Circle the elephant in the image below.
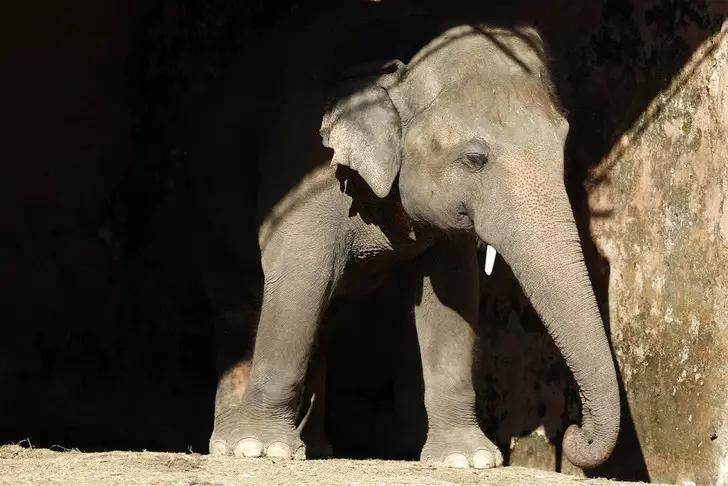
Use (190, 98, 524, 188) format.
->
(181, 7, 619, 470)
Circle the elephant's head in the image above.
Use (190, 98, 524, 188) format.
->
(320, 24, 619, 468)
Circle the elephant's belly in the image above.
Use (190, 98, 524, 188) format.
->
(335, 258, 398, 298)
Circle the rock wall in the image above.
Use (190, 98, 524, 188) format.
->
(589, 20, 728, 486)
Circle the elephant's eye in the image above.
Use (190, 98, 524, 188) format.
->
(461, 152, 488, 172)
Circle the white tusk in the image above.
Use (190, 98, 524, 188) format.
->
(485, 244, 497, 276)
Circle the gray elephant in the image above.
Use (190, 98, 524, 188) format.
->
(183, 10, 619, 470)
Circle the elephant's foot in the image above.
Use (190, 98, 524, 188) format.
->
(209, 413, 305, 459)
(208, 364, 330, 459)
(420, 426, 503, 469)
(211, 409, 331, 459)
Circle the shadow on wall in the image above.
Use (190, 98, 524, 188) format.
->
(0, 0, 725, 482)
(0, 0, 302, 452)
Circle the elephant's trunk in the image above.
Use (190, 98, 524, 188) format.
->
(475, 194, 619, 469)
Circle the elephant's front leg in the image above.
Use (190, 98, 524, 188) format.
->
(415, 236, 503, 469)
(209, 234, 337, 459)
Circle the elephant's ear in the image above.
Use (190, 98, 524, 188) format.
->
(320, 61, 405, 199)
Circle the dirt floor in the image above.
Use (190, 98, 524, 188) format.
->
(0, 445, 668, 486)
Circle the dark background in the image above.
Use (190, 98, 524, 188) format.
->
(0, 0, 725, 482)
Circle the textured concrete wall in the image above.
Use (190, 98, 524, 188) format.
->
(589, 21, 728, 485)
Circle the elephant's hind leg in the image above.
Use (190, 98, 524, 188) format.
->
(413, 236, 503, 469)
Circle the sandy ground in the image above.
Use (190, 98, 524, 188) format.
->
(0, 445, 666, 485)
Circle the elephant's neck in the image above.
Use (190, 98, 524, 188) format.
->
(342, 177, 439, 265)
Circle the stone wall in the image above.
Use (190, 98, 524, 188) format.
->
(589, 20, 728, 485)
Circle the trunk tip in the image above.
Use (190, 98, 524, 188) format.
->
(562, 424, 618, 469)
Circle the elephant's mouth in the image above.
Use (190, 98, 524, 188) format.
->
(459, 206, 496, 275)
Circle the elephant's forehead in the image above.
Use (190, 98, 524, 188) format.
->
(407, 75, 561, 148)
(407, 25, 547, 83)
(401, 27, 561, 127)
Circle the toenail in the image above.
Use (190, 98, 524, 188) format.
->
(235, 438, 263, 457)
(293, 445, 307, 461)
(209, 440, 228, 456)
(266, 442, 293, 459)
(472, 449, 496, 469)
(443, 453, 470, 468)
(495, 449, 504, 467)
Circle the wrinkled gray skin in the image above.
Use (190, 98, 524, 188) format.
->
(188, 22, 619, 469)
